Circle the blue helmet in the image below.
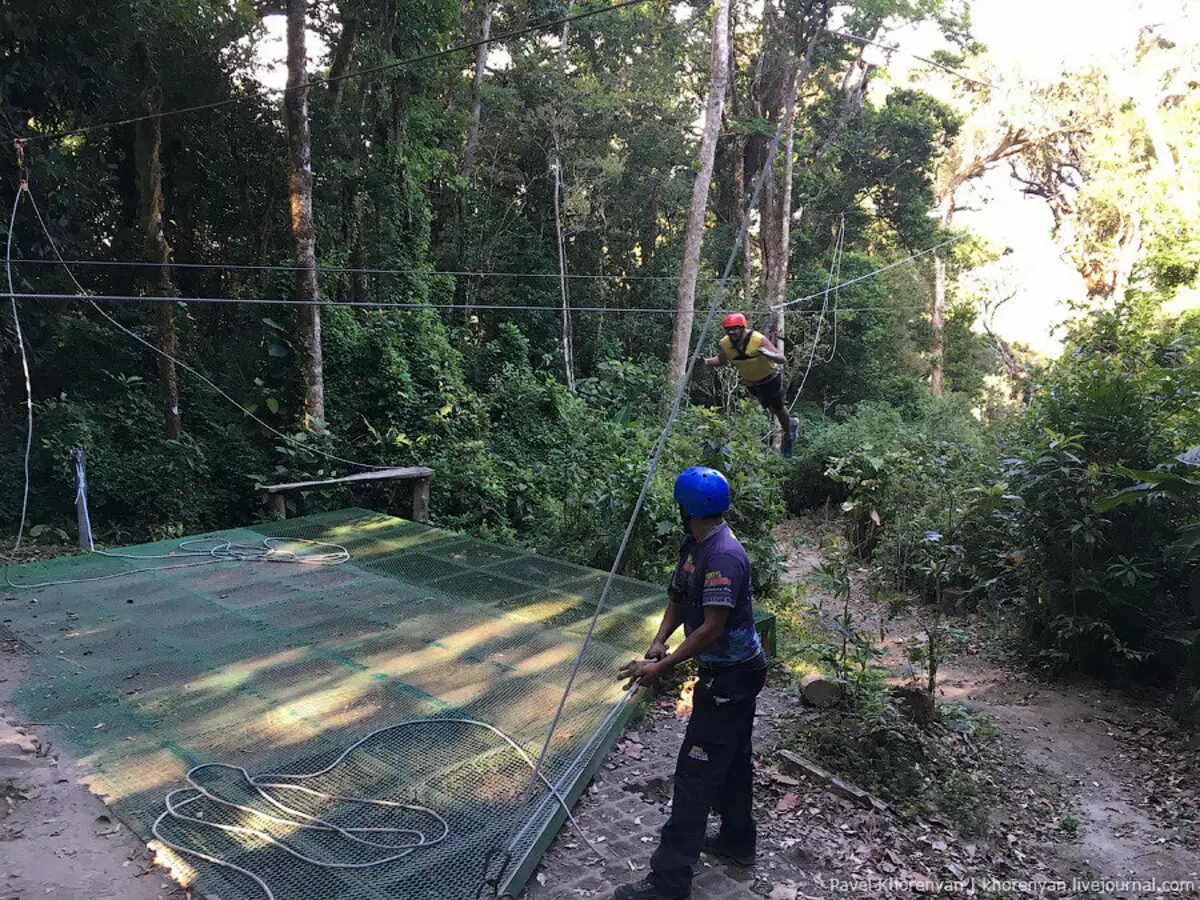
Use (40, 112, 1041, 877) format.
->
(673, 466, 731, 518)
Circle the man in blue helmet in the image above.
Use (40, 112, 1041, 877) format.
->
(612, 466, 768, 900)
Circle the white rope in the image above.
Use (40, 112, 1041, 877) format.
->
(152, 717, 605, 900)
(770, 235, 964, 311)
(789, 217, 845, 412)
(4, 537, 351, 589)
(4, 184, 34, 583)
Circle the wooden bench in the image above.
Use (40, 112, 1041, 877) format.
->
(261, 466, 434, 522)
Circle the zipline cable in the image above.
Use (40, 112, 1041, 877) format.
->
(771, 235, 963, 311)
(7, 256, 839, 284)
(19, 184, 392, 473)
(0, 289, 957, 317)
(18, 0, 658, 145)
(829, 30, 993, 89)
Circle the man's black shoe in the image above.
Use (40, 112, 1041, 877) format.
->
(611, 876, 690, 900)
(701, 834, 756, 866)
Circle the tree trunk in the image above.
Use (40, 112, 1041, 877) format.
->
(766, 108, 796, 346)
(735, 135, 753, 306)
(930, 199, 954, 397)
(552, 150, 576, 392)
(284, 0, 324, 429)
(728, 4, 753, 309)
(328, 14, 358, 113)
(461, 0, 495, 182)
(668, 0, 731, 390)
(931, 252, 947, 397)
(757, 13, 822, 341)
(558, 0, 577, 60)
(134, 44, 181, 441)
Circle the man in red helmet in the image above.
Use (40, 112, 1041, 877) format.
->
(700, 313, 797, 457)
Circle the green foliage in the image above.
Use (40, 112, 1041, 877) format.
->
(31, 375, 237, 538)
(820, 303, 1200, 719)
(783, 397, 984, 515)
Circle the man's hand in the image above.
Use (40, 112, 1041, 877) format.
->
(645, 640, 668, 661)
(618, 658, 664, 690)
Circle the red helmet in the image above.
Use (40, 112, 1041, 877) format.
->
(722, 313, 747, 329)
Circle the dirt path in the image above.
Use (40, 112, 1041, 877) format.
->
(775, 517, 1200, 896)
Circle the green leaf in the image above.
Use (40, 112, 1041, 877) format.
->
(266, 397, 280, 414)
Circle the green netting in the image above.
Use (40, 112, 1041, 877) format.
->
(1, 508, 657, 900)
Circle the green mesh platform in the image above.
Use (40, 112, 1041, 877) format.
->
(1, 509, 667, 899)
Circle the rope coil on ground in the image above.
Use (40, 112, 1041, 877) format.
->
(152, 718, 605, 900)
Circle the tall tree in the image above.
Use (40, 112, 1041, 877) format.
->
(931, 119, 1031, 395)
(461, 0, 496, 183)
(133, 42, 181, 440)
(1012, 27, 1200, 307)
(283, 0, 324, 428)
(668, 0, 731, 390)
(756, 0, 826, 337)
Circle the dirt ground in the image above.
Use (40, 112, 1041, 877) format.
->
(773, 518, 1200, 894)
(2, 521, 1199, 899)
(0, 632, 183, 899)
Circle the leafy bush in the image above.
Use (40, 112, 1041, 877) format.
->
(827, 305, 1200, 712)
(783, 397, 983, 514)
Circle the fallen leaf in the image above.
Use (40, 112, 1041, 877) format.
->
(769, 885, 797, 900)
(776, 793, 798, 812)
(908, 871, 934, 893)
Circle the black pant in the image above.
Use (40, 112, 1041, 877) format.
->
(649, 652, 768, 896)
(746, 372, 784, 410)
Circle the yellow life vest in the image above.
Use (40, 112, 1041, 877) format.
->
(719, 331, 778, 383)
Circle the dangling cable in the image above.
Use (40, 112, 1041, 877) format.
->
(825, 213, 846, 364)
(788, 215, 844, 412)
(19, 183, 391, 473)
(4, 145, 33, 582)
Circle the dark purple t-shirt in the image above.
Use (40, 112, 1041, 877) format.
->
(669, 521, 761, 664)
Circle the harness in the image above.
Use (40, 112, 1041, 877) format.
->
(719, 330, 778, 383)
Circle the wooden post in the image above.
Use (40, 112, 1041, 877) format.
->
(269, 494, 287, 520)
(412, 476, 430, 523)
